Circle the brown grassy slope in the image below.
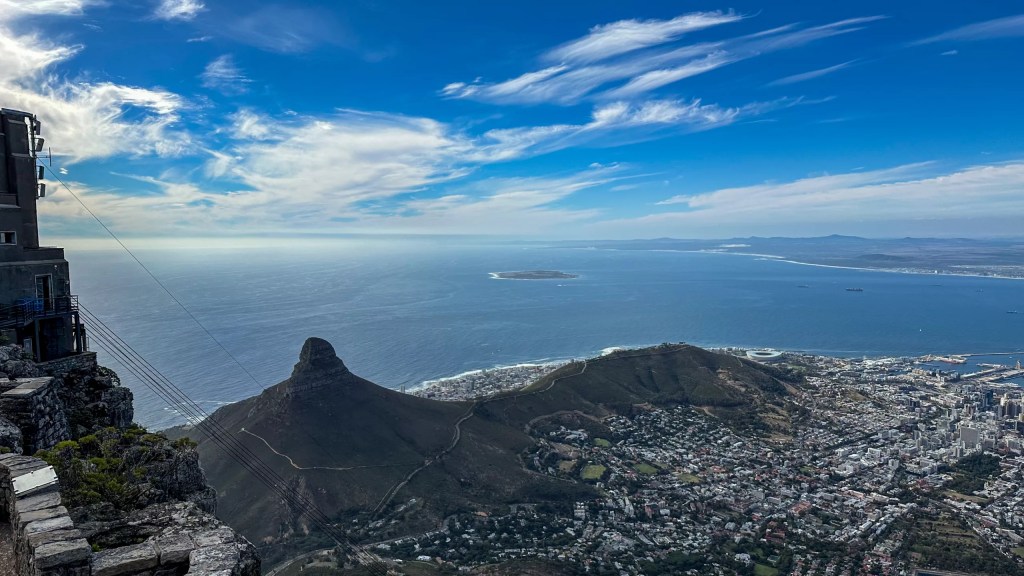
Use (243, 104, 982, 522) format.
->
(186, 340, 795, 549)
(475, 344, 794, 431)
(186, 339, 593, 545)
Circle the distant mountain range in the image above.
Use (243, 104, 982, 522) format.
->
(175, 338, 798, 561)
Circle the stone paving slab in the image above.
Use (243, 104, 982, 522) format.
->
(15, 491, 62, 513)
(92, 541, 159, 576)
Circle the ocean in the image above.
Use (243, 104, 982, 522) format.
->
(65, 239, 1024, 429)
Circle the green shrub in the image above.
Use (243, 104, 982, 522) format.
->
(173, 437, 198, 449)
(34, 425, 177, 511)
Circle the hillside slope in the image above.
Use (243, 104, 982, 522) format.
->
(187, 338, 592, 555)
(186, 339, 796, 559)
(477, 344, 795, 434)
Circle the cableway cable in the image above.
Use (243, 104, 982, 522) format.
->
(77, 304, 393, 574)
(42, 165, 396, 574)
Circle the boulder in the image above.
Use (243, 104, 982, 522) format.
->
(1, 360, 40, 379)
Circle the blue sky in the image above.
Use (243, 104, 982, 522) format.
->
(3, 0, 1023, 240)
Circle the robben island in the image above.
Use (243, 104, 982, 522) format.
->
(3, 111, 1024, 576)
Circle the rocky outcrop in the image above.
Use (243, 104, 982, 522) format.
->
(55, 365, 133, 438)
(0, 344, 42, 380)
(0, 416, 21, 454)
(85, 502, 259, 575)
(1, 453, 259, 576)
(286, 337, 353, 398)
(0, 344, 260, 574)
(141, 443, 217, 514)
(0, 346, 133, 455)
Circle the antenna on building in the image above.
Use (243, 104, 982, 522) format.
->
(34, 137, 45, 152)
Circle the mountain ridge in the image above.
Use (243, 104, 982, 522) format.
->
(182, 339, 798, 563)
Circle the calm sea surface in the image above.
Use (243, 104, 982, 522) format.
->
(65, 240, 1024, 429)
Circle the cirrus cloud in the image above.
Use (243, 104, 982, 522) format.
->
(153, 0, 205, 21)
(589, 161, 1024, 238)
(442, 14, 884, 106)
(0, 3, 190, 162)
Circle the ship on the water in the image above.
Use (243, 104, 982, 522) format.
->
(846, 287, 864, 292)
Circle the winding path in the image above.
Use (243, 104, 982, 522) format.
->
(372, 358, 592, 515)
(240, 428, 416, 472)
(372, 345, 729, 514)
(257, 345, 690, 518)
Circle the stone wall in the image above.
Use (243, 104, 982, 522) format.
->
(0, 454, 260, 576)
(0, 378, 70, 455)
(0, 453, 91, 576)
(37, 354, 98, 379)
(0, 347, 134, 446)
(0, 347, 260, 575)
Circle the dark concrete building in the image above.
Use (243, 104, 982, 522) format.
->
(0, 109, 86, 361)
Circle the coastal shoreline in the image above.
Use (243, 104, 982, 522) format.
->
(158, 343, 1022, 430)
(768, 256, 1024, 281)
(407, 343, 1024, 400)
(701, 249, 1024, 281)
(584, 246, 1024, 281)
(488, 271, 580, 280)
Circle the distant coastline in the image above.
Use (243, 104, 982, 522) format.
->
(576, 236, 1024, 281)
(763, 255, 1024, 281)
(600, 247, 1024, 281)
(490, 270, 579, 280)
(700, 248, 1024, 280)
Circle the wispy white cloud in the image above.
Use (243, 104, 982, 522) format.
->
(767, 60, 855, 86)
(443, 14, 883, 106)
(0, 3, 189, 161)
(602, 51, 738, 99)
(477, 97, 802, 159)
(347, 171, 610, 235)
(656, 162, 934, 206)
(39, 111, 620, 236)
(915, 14, 1024, 44)
(40, 167, 614, 237)
(589, 161, 1024, 237)
(7, 2, 794, 236)
(222, 5, 347, 54)
(0, 0, 96, 18)
(544, 11, 743, 64)
(200, 55, 251, 95)
(227, 108, 273, 141)
(153, 0, 204, 22)
(205, 110, 473, 217)
(941, 49, 958, 56)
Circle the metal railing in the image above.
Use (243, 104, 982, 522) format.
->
(0, 295, 78, 328)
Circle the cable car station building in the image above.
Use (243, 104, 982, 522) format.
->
(0, 108, 86, 361)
